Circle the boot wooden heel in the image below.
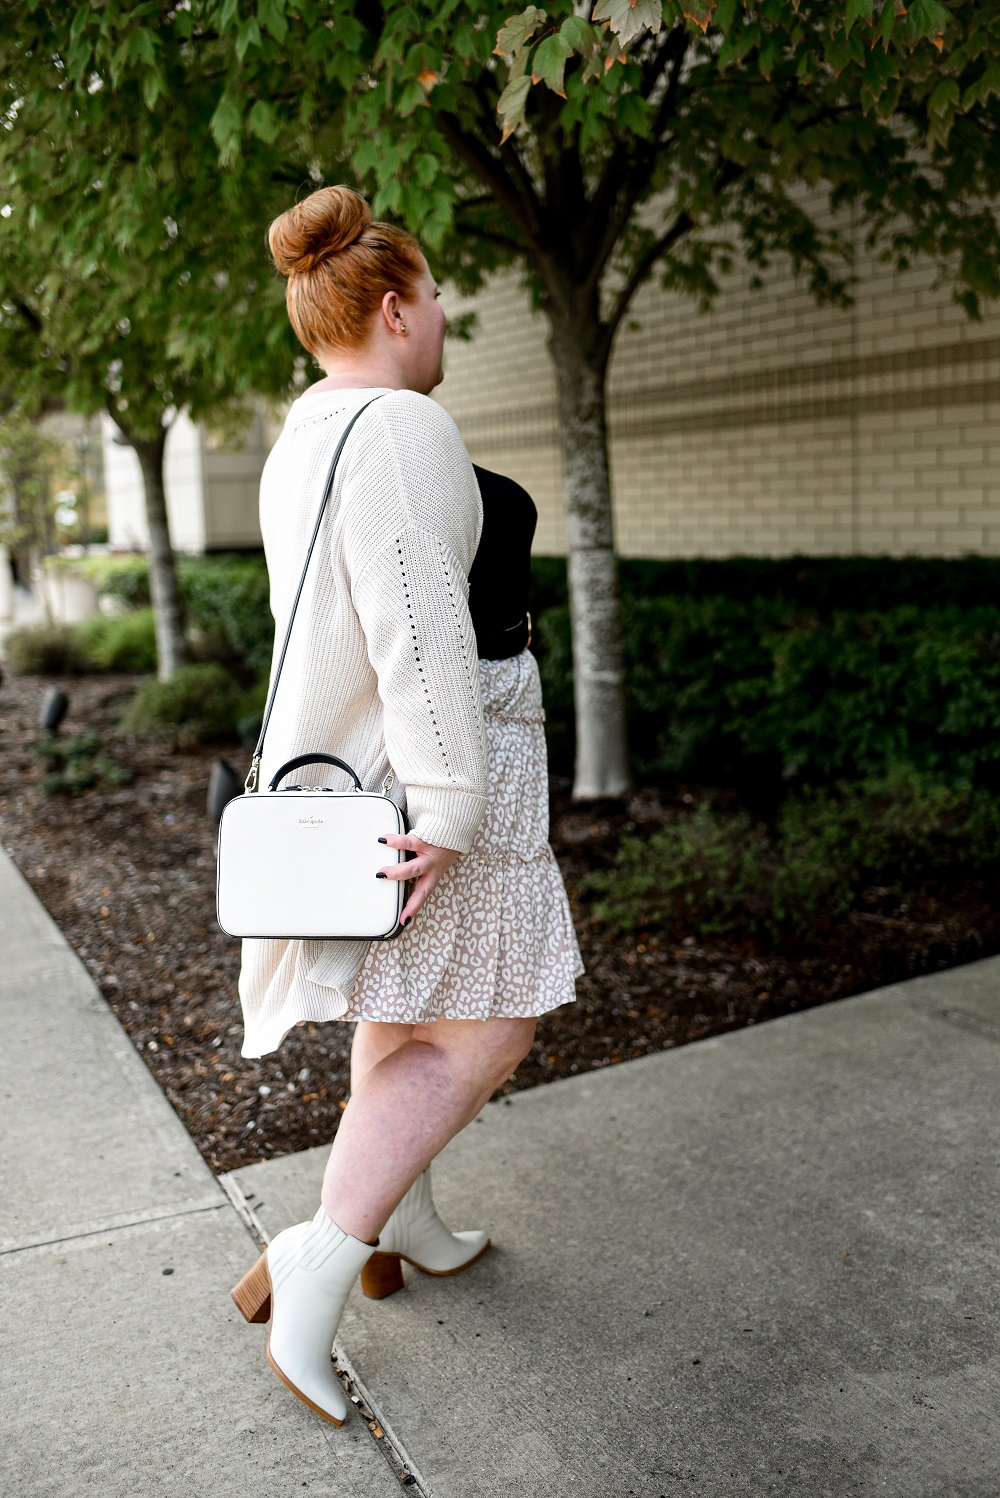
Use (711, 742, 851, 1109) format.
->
(360, 1251, 405, 1300)
(231, 1249, 272, 1323)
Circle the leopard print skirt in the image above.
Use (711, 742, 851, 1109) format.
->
(341, 647, 585, 1023)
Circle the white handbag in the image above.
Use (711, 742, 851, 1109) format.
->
(216, 395, 410, 941)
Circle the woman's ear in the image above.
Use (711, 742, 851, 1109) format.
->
(381, 289, 403, 333)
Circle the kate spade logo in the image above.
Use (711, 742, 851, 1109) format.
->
(299, 815, 323, 826)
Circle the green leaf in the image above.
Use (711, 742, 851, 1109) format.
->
(209, 93, 242, 155)
(591, 0, 663, 48)
(906, 0, 952, 43)
(876, 0, 898, 47)
(235, 16, 261, 62)
(451, 23, 479, 61)
(128, 28, 157, 67)
(929, 76, 959, 116)
(142, 70, 165, 111)
(258, 0, 289, 43)
(352, 139, 381, 177)
(615, 91, 650, 135)
(927, 74, 958, 139)
(396, 80, 427, 116)
(372, 178, 402, 217)
(560, 14, 598, 53)
(246, 99, 279, 143)
(497, 72, 531, 142)
(759, 35, 780, 78)
(714, 0, 738, 32)
(845, 0, 874, 35)
(796, 46, 818, 79)
(414, 151, 441, 188)
(680, 0, 714, 30)
(532, 32, 574, 95)
(962, 61, 1000, 112)
(730, 20, 762, 62)
(494, 6, 546, 57)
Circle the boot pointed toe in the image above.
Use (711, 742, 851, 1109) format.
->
(231, 1208, 374, 1427)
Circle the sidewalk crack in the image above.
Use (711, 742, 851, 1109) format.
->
(0, 1198, 228, 1257)
(219, 1171, 432, 1496)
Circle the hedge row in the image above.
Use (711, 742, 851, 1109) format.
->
(15, 553, 1000, 793)
(531, 560, 1000, 793)
(70, 552, 273, 680)
(10, 554, 272, 682)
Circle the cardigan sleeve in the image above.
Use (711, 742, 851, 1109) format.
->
(342, 394, 489, 854)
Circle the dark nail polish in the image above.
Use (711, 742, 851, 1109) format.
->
(402, 915, 410, 926)
(375, 871, 387, 879)
(377, 836, 387, 844)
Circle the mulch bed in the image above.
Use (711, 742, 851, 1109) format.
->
(2, 670, 996, 1175)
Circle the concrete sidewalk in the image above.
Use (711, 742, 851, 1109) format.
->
(229, 958, 1000, 1497)
(0, 850, 409, 1498)
(3, 842, 1000, 1497)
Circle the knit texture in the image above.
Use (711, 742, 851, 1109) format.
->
(237, 386, 490, 1059)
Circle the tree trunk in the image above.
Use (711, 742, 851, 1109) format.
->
(132, 431, 189, 680)
(546, 312, 633, 801)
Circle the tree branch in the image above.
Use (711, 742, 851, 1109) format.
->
(597, 73, 855, 346)
(453, 192, 501, 212)
(451, 223, 526, 254)
(7, 296, 44, 336)
(585, 28, 689, 290)
(600, 209, 694, 354)
(468, 72, 547, 232)
(433, 109, 543, 247)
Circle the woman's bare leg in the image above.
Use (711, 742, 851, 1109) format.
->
(350, 1019, 414, 1093)
(322, 1015, 536, 1243)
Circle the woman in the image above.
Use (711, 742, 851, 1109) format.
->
(230, 185, 585, 1427)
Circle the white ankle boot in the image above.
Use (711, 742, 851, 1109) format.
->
(231, 1204, 375, 1426)
(360, 1164, 490, 1300)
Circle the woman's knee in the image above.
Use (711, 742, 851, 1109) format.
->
(482, 1017, 535, 1082)
(417, 1016, 536, 1090)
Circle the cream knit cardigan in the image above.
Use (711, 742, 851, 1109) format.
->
(237, 385, 489, 1058)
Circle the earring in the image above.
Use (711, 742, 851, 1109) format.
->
(398, 321, 407, 334)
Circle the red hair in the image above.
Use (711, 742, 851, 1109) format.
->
(268, 185, 424, 355)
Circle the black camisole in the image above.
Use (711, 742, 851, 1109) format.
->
(468, 464, 537, 659)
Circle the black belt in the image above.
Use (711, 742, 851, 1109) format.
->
(477, 611, 532, 660)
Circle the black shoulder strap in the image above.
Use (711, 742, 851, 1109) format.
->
(245, 394, 385, 792)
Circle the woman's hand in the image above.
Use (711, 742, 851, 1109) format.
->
(377, 832, 461, 927)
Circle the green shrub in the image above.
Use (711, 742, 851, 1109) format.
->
(50, 553, 152, 607)
(533, 591, 1000, 793)
(581, 770, 1000, 944)
(530, 555, 1000, 615)
(33, 732, 134, 796)
(763, 605, 1000, 789)
(581, 800, 772, 940)
(44, 553, 274, 678)
(777, 766, 1000, 892)
(179, 555, 272, 679)
(235, 676, 269, 752)
(121, 663, 239, 743)
(4, 622, 88, 675)
(76, 609, 158, 672)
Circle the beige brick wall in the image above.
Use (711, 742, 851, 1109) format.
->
(434, 204, 1000, 559)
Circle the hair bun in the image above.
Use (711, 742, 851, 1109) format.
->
(268, 185, 372, 276)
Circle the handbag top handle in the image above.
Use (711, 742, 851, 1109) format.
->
(244, 393, 386, 793)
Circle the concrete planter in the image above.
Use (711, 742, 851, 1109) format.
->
(41, 566, 100, 624)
